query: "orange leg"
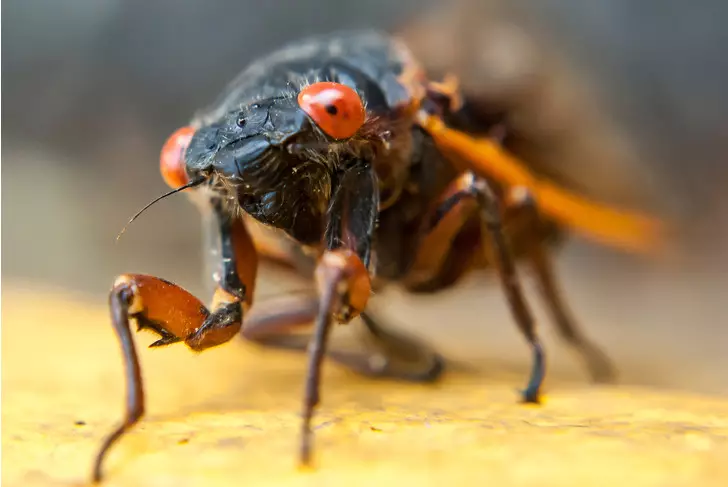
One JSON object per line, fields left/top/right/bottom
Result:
{"left": 241, "top": 293, "right": 443, "bottom": 382}
{"left": 503, "top": 187, "right": 616, "bottom": 383}
{"left": 291, "top": 159, "right": 455, "bottom": 466}
{"left": 296, "top": 161, "right": 381, "bottom": 466}
{"left": 403, "top": 171, "right": 480, "bottom": 290}
{"left": 404, "top": 172, "right": 546, "bottom": 404}
{"left": 299, "top": 249, "right": 370, "bottom": 464}
{"left": 93, "top": 161, "right": 386, "bottom": 478}
{"left": 92, "top": 198, "right": 258, "bottom": 483}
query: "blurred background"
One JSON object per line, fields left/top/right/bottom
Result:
{"left": 3, "top": 0, "right": 727, "bottom": 394}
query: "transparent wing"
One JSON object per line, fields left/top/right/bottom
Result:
{"left": 200, "top": 201, "right": 223, "bottom": 300}
{"left": 183, "top": 188, "right": 222, "bottom": 300}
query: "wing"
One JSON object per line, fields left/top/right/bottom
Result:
{"left": 397, "top": 3, "right": 668, "bottom": 254}
{"left": 418, "top": 114, "right": 665, "bottom": 254}
{"left": 193, "top": 192, "right": 222, "bottom": 300}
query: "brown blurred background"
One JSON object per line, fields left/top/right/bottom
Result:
{"left": 3, "top": 0, "right": 727, "bottom": 394}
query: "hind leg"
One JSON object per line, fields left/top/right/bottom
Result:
{"left": 505, "top": 187, "right": 617, "bottom": 383}
{"left": 241, "top": 293, "right": 444, "bottom": 383}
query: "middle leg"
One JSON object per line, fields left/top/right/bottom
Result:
{"left": 403, "top": 171, "right": 546, "bottom": 403}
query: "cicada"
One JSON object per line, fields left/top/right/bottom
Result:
{"left": 92, "top": 30, "right": 663, "bottom": 482}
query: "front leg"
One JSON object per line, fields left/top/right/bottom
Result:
{"left": 186, "top": 199, "right": 258, "bottom": 350}
{"left": 92, "top": 199, "right": 258, "bottom": 483}
{"left": 299, "top": 161, "right": 378, "bottom": 466}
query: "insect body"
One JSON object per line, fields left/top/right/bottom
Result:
{"left": 92, "top": 31, "right": 663, "bottom": 482}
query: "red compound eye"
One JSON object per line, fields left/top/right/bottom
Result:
{"left": 160, "top": 126, "right": 195, "bottom": 189}
{"left": 297, "top": 82, "right": 366, "bottom": 139}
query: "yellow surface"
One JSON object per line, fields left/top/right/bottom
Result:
{"left": 3, "top": 286, "right": 728, "bottom": 487}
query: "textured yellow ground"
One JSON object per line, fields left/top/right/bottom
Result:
{"left": 3, "top": 286, "right": 728, "bottom": 487}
